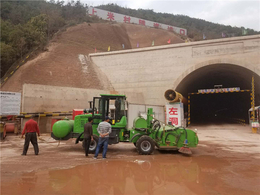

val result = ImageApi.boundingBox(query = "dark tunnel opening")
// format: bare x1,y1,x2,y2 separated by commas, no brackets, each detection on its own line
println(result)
190,92,251,124
175,64,260,125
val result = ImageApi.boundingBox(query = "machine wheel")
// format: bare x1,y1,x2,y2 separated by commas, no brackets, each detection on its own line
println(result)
82,135,99,153
136,135,155,155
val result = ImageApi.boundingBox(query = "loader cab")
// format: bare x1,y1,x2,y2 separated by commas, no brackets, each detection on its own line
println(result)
92,94,127,124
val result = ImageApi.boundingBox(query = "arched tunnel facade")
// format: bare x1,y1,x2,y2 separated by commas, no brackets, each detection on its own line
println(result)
175,64,260,125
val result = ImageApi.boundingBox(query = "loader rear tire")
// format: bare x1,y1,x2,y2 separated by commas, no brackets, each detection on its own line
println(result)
82,135,99,153
136,135,155,155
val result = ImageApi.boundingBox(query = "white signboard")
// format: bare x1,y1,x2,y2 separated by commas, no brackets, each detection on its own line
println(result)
127,103,165,129
198,87,240,93
0,91,21,115
252,122,260,128
88,7,187,36
166,102,184,127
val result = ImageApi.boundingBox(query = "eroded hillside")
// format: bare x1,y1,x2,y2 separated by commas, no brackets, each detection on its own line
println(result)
1,22,184,92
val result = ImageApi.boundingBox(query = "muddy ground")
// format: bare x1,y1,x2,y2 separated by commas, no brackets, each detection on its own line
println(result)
1,124,260,195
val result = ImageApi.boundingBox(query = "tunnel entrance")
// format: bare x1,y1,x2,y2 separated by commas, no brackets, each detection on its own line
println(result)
175,64,260,125
189,90,251,125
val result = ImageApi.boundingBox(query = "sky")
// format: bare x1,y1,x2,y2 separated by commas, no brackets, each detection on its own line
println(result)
81,0,260,31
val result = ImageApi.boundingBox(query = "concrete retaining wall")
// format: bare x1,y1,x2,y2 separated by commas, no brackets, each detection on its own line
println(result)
90,35,260,105
21,84,145,132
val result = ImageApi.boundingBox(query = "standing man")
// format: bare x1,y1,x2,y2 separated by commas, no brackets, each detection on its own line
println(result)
21,117,40,155
94,116,112,159
84,117,93,157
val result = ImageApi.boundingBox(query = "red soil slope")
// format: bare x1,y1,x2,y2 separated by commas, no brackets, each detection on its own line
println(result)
1,22,184,92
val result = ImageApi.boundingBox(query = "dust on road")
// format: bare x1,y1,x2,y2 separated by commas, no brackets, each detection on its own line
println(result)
1,125,260,195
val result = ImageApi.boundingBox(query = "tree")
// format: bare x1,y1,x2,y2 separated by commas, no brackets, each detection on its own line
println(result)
24,14,48,48
0,0,91,78
9,24,26,58
1,42,16,77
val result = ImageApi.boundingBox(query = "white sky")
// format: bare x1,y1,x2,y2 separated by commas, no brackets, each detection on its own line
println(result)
81,0,260,31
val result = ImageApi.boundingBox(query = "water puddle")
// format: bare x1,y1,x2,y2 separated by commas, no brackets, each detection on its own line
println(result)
1,155,260,195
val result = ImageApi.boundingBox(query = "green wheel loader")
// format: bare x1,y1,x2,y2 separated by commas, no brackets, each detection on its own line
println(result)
51,94,198,154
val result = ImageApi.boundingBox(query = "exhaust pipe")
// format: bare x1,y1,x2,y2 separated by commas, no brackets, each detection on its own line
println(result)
164,89,187,105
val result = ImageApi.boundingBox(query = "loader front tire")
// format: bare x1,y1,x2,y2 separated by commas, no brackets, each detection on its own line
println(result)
136,135,155,155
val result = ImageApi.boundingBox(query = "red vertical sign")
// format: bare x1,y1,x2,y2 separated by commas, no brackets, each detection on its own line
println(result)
168,107,179,125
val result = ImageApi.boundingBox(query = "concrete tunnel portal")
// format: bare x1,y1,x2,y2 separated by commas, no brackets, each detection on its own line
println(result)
175,64,260,125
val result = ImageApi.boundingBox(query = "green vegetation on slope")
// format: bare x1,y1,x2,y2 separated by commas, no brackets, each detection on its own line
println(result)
1,1,259,79
0,0,100,78
97,4,259,41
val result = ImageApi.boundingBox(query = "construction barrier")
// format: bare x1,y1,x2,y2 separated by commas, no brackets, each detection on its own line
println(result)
19,111,72,115
0,113,72,120
229,118,246,125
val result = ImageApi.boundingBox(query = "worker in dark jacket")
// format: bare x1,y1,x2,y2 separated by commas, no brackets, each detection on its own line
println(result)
21,118,40,155
84,117,93,157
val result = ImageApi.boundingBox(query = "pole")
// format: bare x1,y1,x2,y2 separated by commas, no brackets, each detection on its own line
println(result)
38,113,40,128
188,95,191,126
251,76,257,133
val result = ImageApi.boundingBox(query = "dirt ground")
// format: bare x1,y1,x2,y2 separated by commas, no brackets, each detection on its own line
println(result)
1,124,260,195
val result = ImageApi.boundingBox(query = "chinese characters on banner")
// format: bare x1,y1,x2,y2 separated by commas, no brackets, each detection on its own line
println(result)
180,29,186,35
107,12,115,21
124,16,131,23
198,87,240,93
168,26,173,31
154,23,160,28
139,19,145,26
166,103,184,127
89,8,97,16
88,7,187,36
